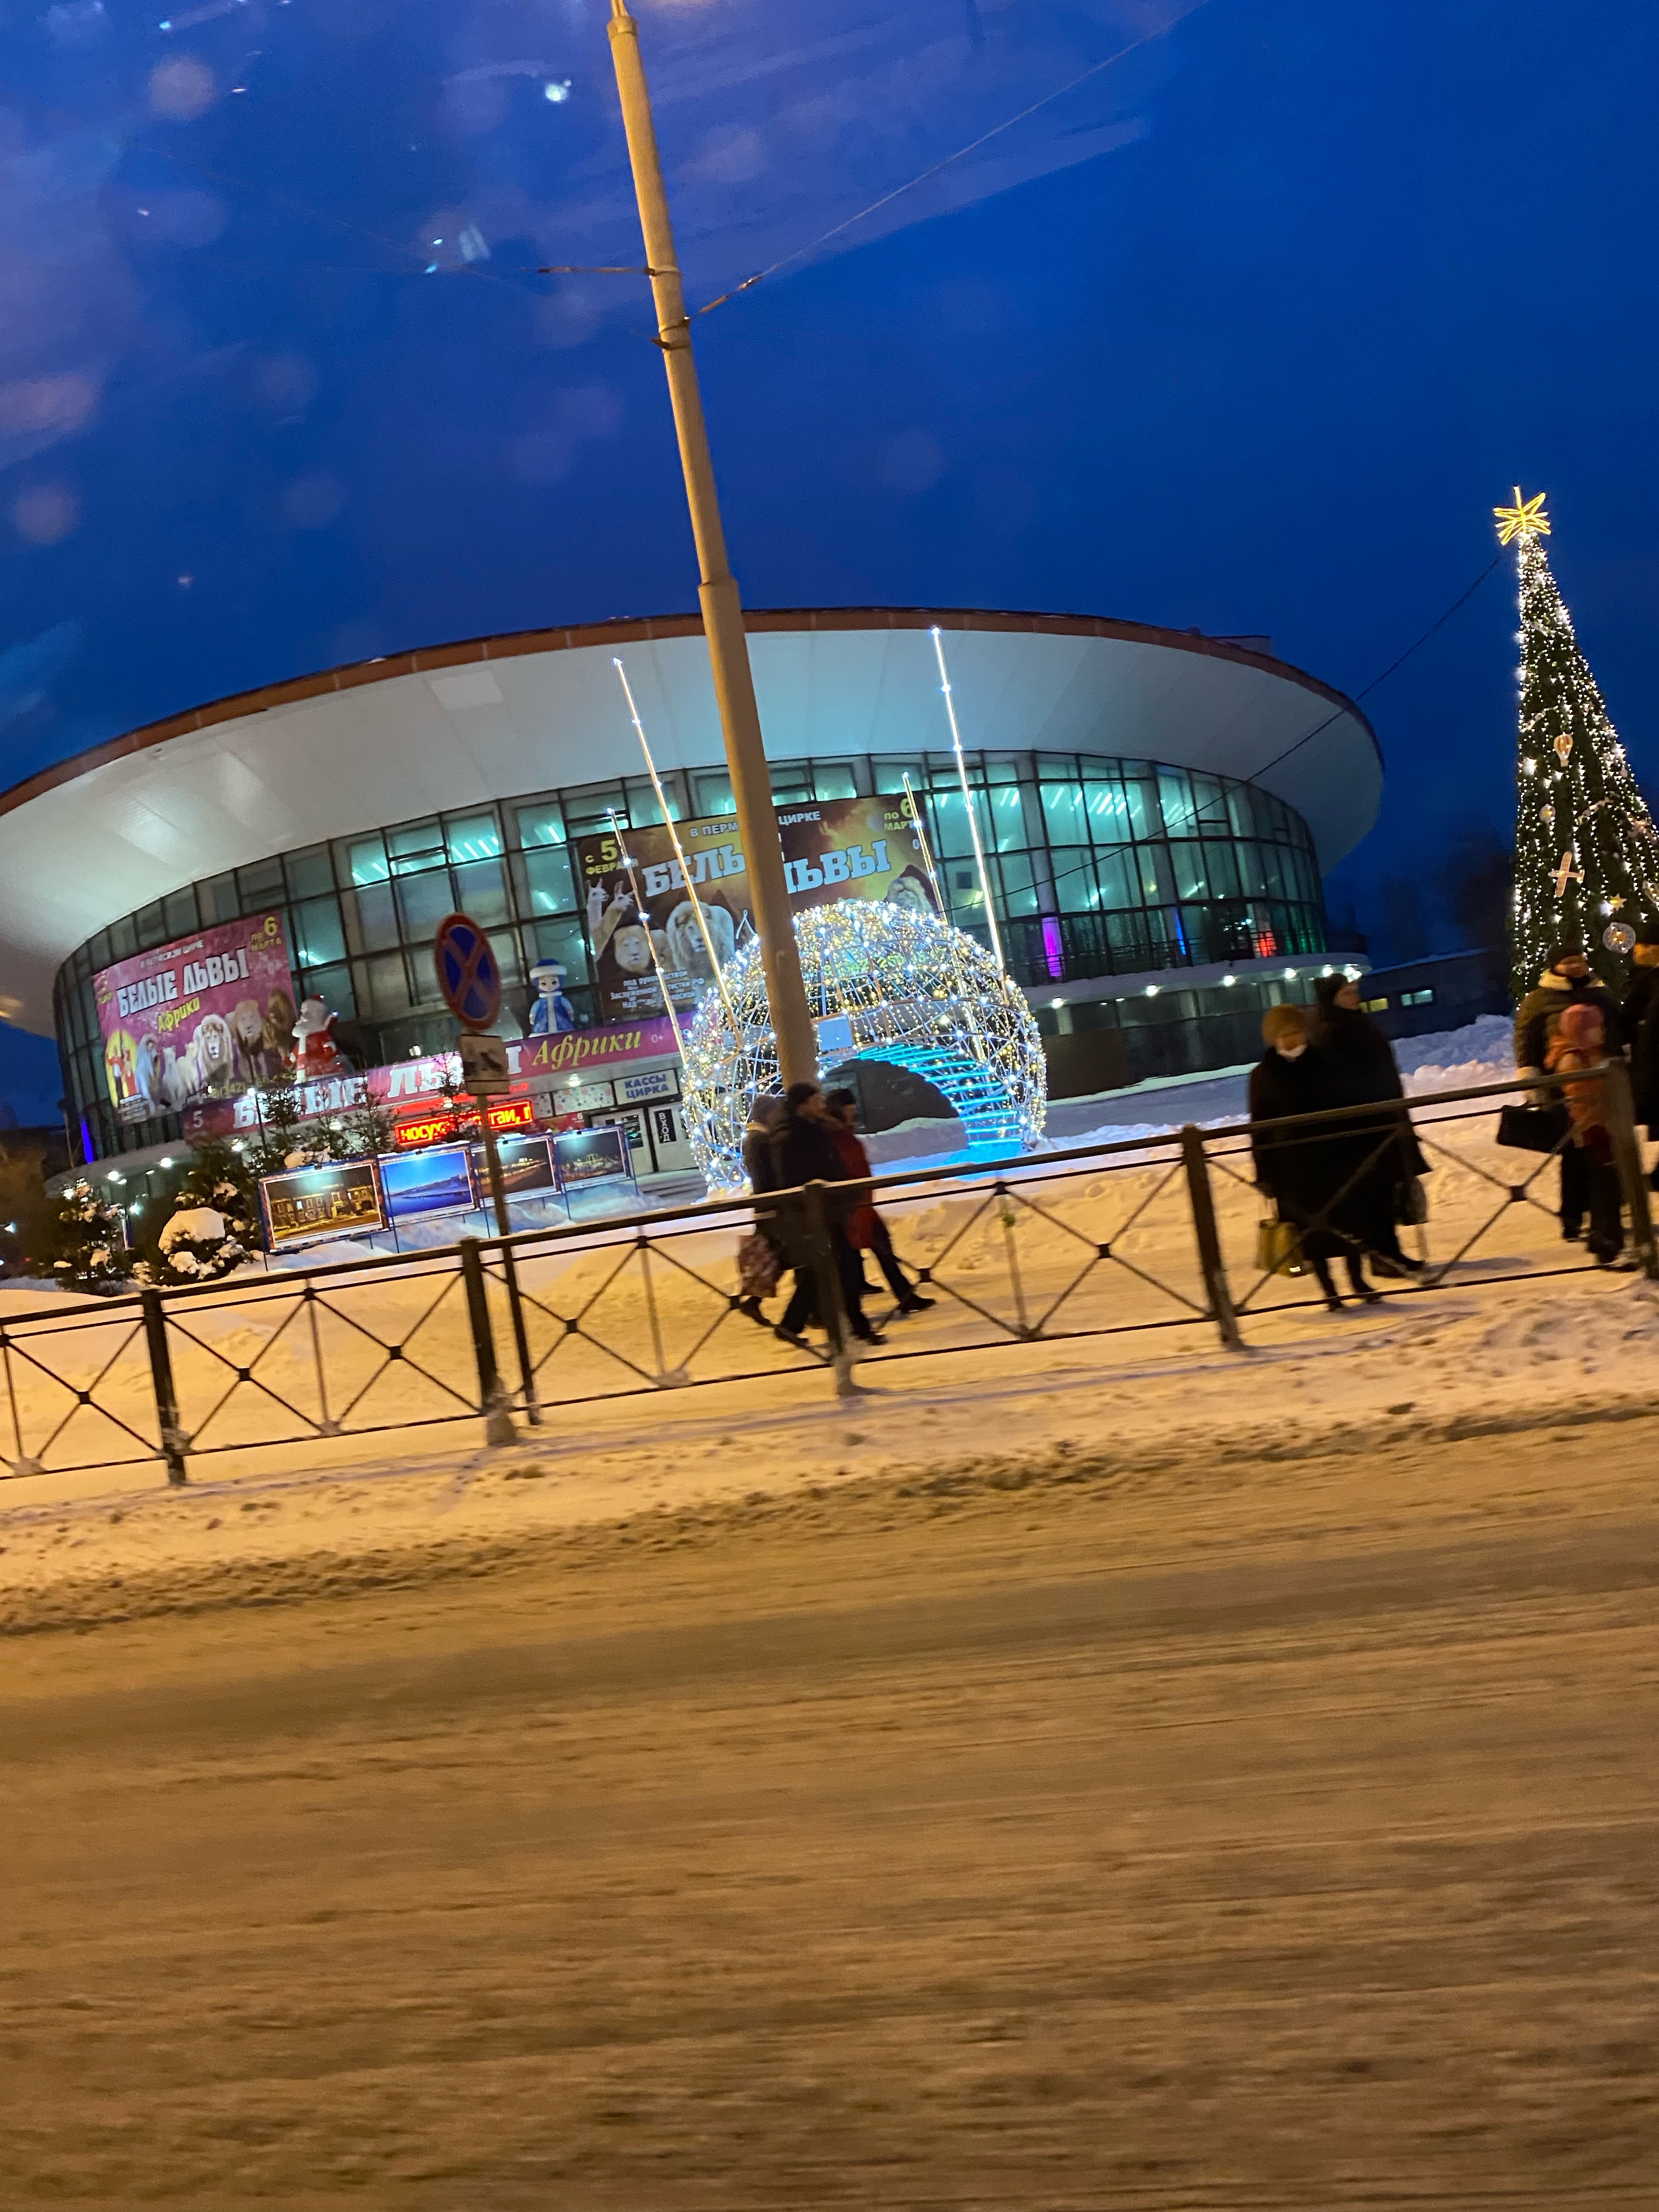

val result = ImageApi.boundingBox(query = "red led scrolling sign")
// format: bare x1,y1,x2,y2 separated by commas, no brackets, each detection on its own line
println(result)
391,1095,539,1149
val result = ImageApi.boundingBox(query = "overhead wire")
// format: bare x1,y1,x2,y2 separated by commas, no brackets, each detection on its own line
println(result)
687,0,1218,319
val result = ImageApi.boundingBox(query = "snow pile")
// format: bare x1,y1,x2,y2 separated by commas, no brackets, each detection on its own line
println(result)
1398,1013,1515,1093
157,1206,226,1254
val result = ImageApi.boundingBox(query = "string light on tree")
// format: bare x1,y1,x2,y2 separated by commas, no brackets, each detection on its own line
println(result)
681,901,1046,1188
1497,487,1658,996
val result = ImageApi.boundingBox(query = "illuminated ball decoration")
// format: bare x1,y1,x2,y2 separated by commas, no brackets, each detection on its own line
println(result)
681,901,1047,1188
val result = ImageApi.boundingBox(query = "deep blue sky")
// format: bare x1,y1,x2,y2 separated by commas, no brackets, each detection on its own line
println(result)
0,0,1654,1119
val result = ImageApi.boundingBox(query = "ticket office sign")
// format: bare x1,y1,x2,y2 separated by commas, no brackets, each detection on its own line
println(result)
575,796,935,1024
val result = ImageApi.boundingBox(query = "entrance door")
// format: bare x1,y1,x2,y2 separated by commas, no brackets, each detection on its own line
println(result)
645,1101,696,1173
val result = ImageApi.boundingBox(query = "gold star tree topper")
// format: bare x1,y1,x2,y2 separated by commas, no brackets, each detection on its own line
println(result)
1494,487,1550,544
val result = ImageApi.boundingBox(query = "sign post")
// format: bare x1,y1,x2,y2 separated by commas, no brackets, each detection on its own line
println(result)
433,914,539,1427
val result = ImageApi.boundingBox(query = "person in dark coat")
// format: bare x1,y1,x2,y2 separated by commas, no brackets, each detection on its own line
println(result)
1311,973,1427,1274
1250,1002,1381,1311
1620,926,1659,1143
768,1080,883,1347
736,1096,786,1321
1516,945,1623,1072
822,1088,935,1315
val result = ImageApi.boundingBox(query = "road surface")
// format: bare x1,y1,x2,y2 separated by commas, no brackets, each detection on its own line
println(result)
7,1416,1657,2208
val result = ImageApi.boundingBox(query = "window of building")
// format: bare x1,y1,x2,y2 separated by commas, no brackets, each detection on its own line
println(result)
1400,988,1435,1007
394,868,455,941
514,846,577,916
452,858,510,927
284,846,334,900
444,811,503,863
290,896,347,969
690,769,735,816
810,760,860,800
387,821,444,876
162,886,199,939
237,857,284,909
343,836,390,886
1040,780,1088,848
514,799,566,849
1363,995,1390,1011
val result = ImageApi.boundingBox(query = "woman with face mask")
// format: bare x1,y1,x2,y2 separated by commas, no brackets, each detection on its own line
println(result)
1249,1002,1381,1311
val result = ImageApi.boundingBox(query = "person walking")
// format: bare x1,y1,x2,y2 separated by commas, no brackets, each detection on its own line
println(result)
1620,927,1659,1172
1515,945,1624,1240
1311,973,1428,1274
735,1095,786,1322
768,1080,884,1348
1250,1002,1381,1311
1545,1001,1633,1267
822,1088,935,1316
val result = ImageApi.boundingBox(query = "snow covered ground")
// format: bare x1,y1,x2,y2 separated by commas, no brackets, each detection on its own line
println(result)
2,1008,1655,1632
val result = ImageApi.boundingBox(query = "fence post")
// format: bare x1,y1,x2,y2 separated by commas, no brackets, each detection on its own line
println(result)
496,1238,543,1424
459,1237,519,1445
1180,1124,1245,1351
802,1180,857,1399
1602,1058,1659,1279
140,1286,189,1485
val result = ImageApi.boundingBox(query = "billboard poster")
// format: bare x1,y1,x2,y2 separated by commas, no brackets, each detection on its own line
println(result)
552,1126,633,1190
378,1144,476,1224
96,912,296,1126
470,1131,556,1199
575,797,935,1025
183,1016,688,1141
259,1158,385,1251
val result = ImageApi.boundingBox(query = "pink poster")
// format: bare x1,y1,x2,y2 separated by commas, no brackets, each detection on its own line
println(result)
180,1013,689,1141
94,912,297,1126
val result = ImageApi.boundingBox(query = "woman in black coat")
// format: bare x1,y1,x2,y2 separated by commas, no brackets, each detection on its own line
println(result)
1311,973,1427,1273
1250,1002,1380,1310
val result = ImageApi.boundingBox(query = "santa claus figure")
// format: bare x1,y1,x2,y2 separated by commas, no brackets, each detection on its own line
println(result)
292,996,346,1080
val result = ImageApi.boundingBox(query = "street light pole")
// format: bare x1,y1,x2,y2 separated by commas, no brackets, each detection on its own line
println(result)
605,0,819,1092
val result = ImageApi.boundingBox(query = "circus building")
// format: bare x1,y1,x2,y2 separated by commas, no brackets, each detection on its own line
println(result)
0,608,1379,1177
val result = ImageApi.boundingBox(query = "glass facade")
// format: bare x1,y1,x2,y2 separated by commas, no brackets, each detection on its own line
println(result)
54,748,1326,1156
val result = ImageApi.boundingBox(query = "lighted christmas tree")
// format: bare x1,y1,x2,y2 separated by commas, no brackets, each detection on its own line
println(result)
1499,487,1659,997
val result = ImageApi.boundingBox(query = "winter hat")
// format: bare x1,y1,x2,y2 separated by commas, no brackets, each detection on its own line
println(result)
1261,1003,1307,1046
1556,1001,1605,1048
1635,924,1659,948
1544,943,1587,972
1313,973,1348,1011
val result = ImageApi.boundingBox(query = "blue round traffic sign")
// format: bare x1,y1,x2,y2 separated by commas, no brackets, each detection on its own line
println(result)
433,911,503,1031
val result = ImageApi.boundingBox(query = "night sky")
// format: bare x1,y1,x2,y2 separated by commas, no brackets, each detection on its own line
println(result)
0,0,1652,1121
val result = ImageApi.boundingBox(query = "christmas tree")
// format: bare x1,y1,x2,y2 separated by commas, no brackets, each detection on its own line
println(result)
146,1138,256,1286
1499,487,1659,997
44,1178,133,1296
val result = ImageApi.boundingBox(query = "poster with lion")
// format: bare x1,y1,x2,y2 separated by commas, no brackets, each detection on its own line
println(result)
574,795,935,1024
93,911,298,1125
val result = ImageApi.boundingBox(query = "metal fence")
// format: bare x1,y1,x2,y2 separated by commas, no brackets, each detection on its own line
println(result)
2,1062,1652,1486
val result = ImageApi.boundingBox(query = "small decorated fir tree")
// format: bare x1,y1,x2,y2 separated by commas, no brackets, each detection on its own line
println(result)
148,1139,256,1286
1499,488,1659,997
46,1178,133,1296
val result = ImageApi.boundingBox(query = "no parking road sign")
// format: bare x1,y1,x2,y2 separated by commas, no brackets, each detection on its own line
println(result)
433,911,503,1032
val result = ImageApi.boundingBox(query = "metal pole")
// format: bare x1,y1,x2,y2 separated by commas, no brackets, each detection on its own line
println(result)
1180,1124,1245,1351
605,0,818,1093
1601,1058,1658,1279
478,1121,542,1424
930,626,1005,972
459,1236,518,1446
140,1286,189,1485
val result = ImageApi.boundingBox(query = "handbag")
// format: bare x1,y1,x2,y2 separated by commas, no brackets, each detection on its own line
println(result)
1394,1174,1429,1226
737,1231,784,1300
1255,1216,1304,1277
1496,1102,1570,1154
